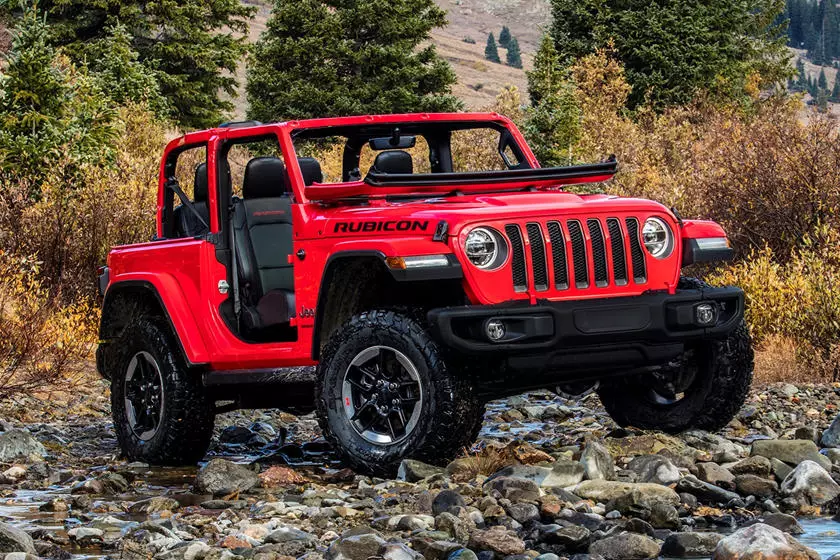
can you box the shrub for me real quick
[0,252,95,398]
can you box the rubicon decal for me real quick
[333,220,429,233]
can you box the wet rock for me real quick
[71,472,129,495]
[780,460,840,505]
[676,475,740,505]
[625,455,679,486]
[661,532,722,557]
[730,456,772,478]
[468,526,526,556]
[129,496,181,513]
[399,460,444,482]
[581,439,615,481]
[432,490,466,516]
[326,532,386,560]
[490,462,585,489]
[0,522,36,554]
[0,430,46,462]
[67,527,104,546]
[571,480,680,507]
[750,440,831,470]
[483,477,540,502]
[744,513,804,535]
[542,525,590,551]
[588,533,660,560]
[193,459,259,496]
[696,463,735,490]
[821,413,840,448]
[734,474,778,499]
[712,523,819,560]
[201,499,248,510]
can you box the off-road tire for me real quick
[316,310,484,477]
[597,277,754,433]
[111,317,215,465]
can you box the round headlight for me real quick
[642,218,673,259]
[464,227,506,270]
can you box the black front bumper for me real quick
[428,286,744,384]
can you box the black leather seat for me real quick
[231,157,296,332]
[371,150,413,174]
[173,163,210,237]
[298,157,323,185]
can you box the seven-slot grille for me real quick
[504,217,647,293]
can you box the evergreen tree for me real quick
[506,36,523,69]
[819,67,828,89]
[550,0,792,108]
[524,35,581,167]
[499,25,511,48]
[28,0,254,129]
[485,33,501,63]
[831,74,840,100]
[247,0,461,122]
[0,4,118,193]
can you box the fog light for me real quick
[695,303,717,326]
[485,319,506,342]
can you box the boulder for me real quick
[399,460,444,482]
[696,463,735,490]
[730,456,773,478]
[661,532,723,558]
[0,522,36,554]
[432,490,466,516]
[580,439,615,481]
[326,532,386,560]
[713,523,819,560]
[676,475,740,504]
[750,440,831,470]
[192,459,259,496]
[0,430,46,462]
[744,513,804,535]
[821,413,840,448]
[588,533,660,560]
[571,480,680,507]
[483,477,540,502]
[794,427,821,444]
[780,460,840,505]
[734,474,779,499]
[625,455,680,486]
[488,462,585,489]
[468,526,525,556]
[542,525,591,552]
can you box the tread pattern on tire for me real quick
[111,318,215,465]
[597,277,754,433]
[315,309,485,477]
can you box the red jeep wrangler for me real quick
[97,113,753,475]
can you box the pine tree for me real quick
[550,0,792,108]
[28,0,254,129]
[819,67,828,89]
[485,33,501,63]
[0,4,118,193]
[246,0,461,122]
[499,25,511,48]
[524,35,581,167]
[506,36,523,69]
[831,75,840,101]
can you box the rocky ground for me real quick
[0,380,839,560]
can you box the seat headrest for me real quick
[372,150,413,175]
[193,163,208,202]
[243,157,289,199]
[298,157,323,186]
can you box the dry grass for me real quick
[753,335,813,385]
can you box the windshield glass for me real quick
[292,121,529,185]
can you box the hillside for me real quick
[233,0,550,117]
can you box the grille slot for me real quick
[526,223,548,291]
[505,224,528,292]
[546,221,568,290]
[566,220,589,289]
[607,218,628,286]
[625,218,647,283]
[587,219,608,287]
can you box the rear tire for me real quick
[597,278,754,433]
[316,310,484,477]
[110,317,215,465]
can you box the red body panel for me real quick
[105,113,732,371]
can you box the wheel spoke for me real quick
[350,401,373,422]
[386,415,397,440]
[347,378,373,395]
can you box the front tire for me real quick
[597,278,754,433]
[111,317,215,465]
[316,310,484,477]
